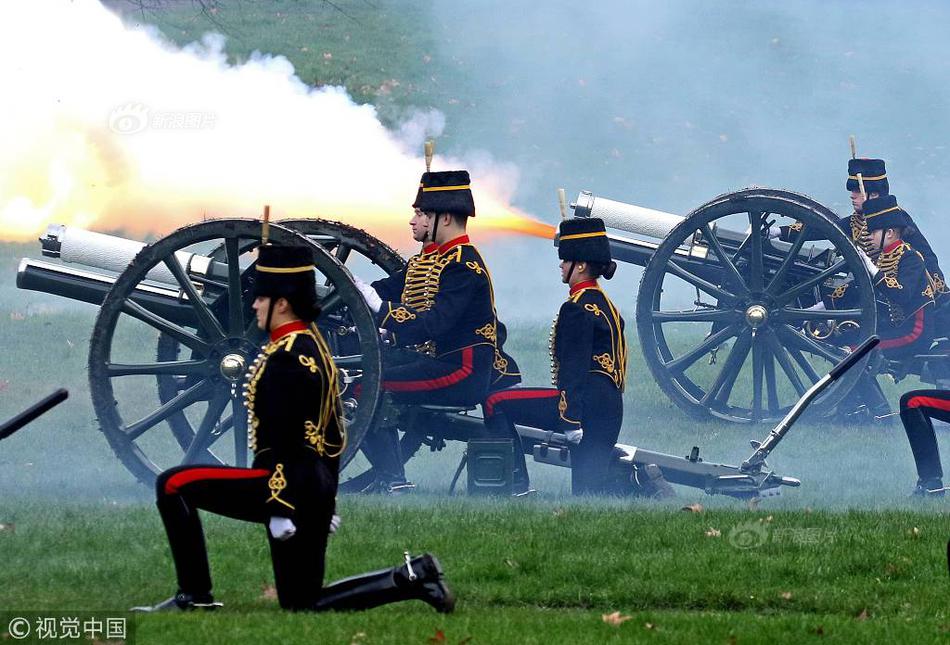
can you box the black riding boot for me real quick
[360,426,412,493]
[835,372,890,423]
[312,553,455,613]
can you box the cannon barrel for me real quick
[17,258,199,326]
[572,191,688,240]
[572,189,835,281]
[40,224,223,286]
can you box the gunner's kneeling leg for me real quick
[312,553,454,613]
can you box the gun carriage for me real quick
[15,187,931,499]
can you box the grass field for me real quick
[1,2,948,643]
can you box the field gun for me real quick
[11,186,906,499]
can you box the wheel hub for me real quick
[744,304,768,329]
[219,353,247,381]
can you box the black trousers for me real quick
[363,345,493,482]
[898,389,947,484]
[155,464,333,611]
[382,345,492,405]
[483,380,623,495]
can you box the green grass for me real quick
[0,500,947,643]
[0,304,948,642]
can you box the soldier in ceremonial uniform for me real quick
[897,389,948,497]
[483,218,668,496]
[823,195,936,420]
[355,170,522,491]
[776,157,948,312]
[135,243,453,613]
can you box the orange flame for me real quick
[0,3,554,251]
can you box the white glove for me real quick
[767,225,783,240]
[564,428,584,444]
[856,250,880,279]
[352,276,382,313]
[268,516,297,541]
[329,513,341,535]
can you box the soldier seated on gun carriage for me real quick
[776,157,947,308]
[814,195,937,421]
[483,217,674,498]
[354,170,523,493]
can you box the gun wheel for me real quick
[90,219,383,486]
[636,188,876,423]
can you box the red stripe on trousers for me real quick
[384,347,474,393]
[878,308,925,350]
[164,467,270,495]
[906,395,950,412]
[484,388,560,417]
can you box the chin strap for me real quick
[565,261,576,284]
[264,299,276,335]
[429,213,440,245]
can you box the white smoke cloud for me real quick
[0,1,543,248]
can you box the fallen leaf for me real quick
[428,629,446,644]
[260,584,277,600]
[349,632,366,645]
[503,559,519,569]
[644,622,656,630]
[0,523,15,533]
[910,527,921,538]
[780,591,793,600]
[705,528,721,538]
[601,611,631,626]
[856,609,869,621]
[681,503,704,513]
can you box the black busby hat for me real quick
[411,173,424,209]
[253,244,320,319]
[414,170,476,217]
[846,158,889,195]
[557,217,612,265]
[864,194,909,231]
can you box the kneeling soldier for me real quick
[898,389,948,497]
[484,218,670,496]
[135,243,453,613]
